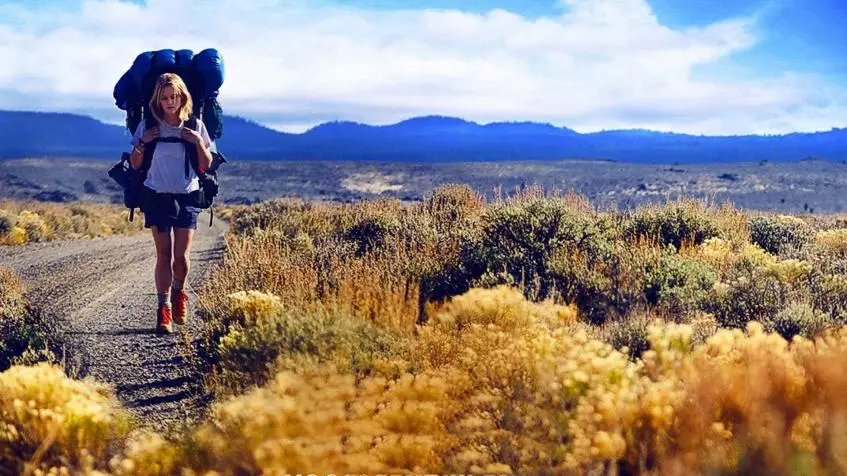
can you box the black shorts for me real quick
[141,187,201,232]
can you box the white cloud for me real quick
[0,0,843,135]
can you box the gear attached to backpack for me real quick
[108,48,227,226]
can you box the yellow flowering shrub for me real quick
[0,363,131,474]
[2,226,27,246]
[762,259,813,284]
[225,290,284,327]
[16,210,52,243]
[815,228,847,255]
[431,285,577,334]
[169,367,452,474]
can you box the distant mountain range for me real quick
[2,109,847,163]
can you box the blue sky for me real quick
[0,0,845,135]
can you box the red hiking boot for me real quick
[156,306,173,334]
[171,289,189,325]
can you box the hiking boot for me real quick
[156,306,173,334]
[171,289,189,325]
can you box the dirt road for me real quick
[0,212,227,433]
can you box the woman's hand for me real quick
[140,126,159,145]
[181,127,204,147]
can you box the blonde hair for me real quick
[148,73,193,125]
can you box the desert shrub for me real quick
[343,214,399,256]
[624,200,720,249]
[16,210,51,243]
[479,198,604,300]
[0,201,143,245]
[749,215,814,255]
[229,199,340,238]
[603,315,651,360]
[429,285,577,335]
[414,185,488,313]
[708,271,787,330]
[550,237,656,324]
[210,290,408,394]
[0,268,59,371]
[812,274,847,322]
[814,228,847,256]
[69,204,92,218]
[0,363,132,473]
[421,183,485,233]
[762,302,833,340]
[0,211,16,237]
[421,226,486,303]
[184,196,847,474]
[644,249,718,316]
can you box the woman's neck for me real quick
[162,113,181,127]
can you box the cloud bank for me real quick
[0,0,844,135]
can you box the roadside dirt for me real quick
[0,211,227,433]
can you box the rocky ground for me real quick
[3,157,847,214]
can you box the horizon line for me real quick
[1,108,845,139]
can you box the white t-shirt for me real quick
[131,118,213,194]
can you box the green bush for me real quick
[605,316,651,360]
[748,216,814,255]
[707,272,785,330]
[419,226,488,321]
[211,295,407,393]
[550,238,649,325]
[343,215,399,256]
[479,199,604,300]
[763,302,832,340]
[624,202,720,249]
[812,274,847,323]
[644,249,718,316]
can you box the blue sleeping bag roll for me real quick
[139,49,177,100]
[175,49,201,98]
[153,49,177,71]
[113,70,139,110]
[193,49,224,96]
[129,51,154,91]
[175,49,194,69]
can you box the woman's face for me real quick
[159,85,182,116]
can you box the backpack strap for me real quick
[184,116,200,179]
[140,117,157,172]
[140,115,202,180]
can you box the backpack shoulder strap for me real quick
[140,117,157,172]
[184,115,203,177]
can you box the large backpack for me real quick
[108,48,226,225]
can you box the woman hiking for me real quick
[130,72,213,334]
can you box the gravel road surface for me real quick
[0,212,227,433]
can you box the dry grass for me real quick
[0,201,144,246]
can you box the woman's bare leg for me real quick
[172,228,194,285]
[152,227,173,294]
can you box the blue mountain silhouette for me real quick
[1,109,846,163]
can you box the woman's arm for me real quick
[182,125,213,173]
[131,126,159,169]
[194,141,213,174]
[130,141,145,169]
